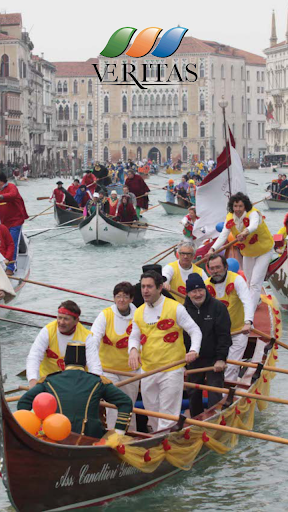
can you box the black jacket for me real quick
[184,292,232,361]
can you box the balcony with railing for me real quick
[131,108,179,118]
[129,135,180,143]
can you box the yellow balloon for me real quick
[13,410,41,436]
[43,413,71,441]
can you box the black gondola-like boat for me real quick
[54,203,83,227]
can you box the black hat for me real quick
[142,263,167,282]
[79,184,86,189]
[56,181,63,185]
[186,273,206,293]
[64,342,86,367]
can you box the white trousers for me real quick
[243,249,273,314]
[141,367,184,432]
[225,333,248,382]
[103,371,139,432]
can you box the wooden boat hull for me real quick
[54,203,83,227]
[264,198,288,210]
[159,201,187,215]
[165,168,182,175]
[268,253,288,310]
[79,210,147,245]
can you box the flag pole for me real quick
[219,96,231,197]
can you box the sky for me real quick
[3,0,288,62]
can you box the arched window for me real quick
[183,146,188,162]
[122,95,127,113]
[241,96,245,113]
[64,105,69,120]
[150,95,155,109]
[73,80,78,94]
[211,64,214,79]
[200,122,205,137]
[104,95,109,113]
[57,81,62,93]
[174,94,178,109]
[150,122,155,137]
[242,123,245,138]
[162,122,166,136]
[143,122,148,137]
[144,95,149,111]
[122,123,127,139]
[138,95,143,108]
[63,81,68,93]
[58,105,64,121]
[132,95,137,111]
[231,65,234,80]
[63,130,68,142]
[212,123,215,138]
[58,131,62,142]
[182,63,186,80]
[200,94,205,111]
[162,95,166,107]
[156,95,161,109]
[104,146,109,161]
[221,65,225,79]
[174,122,179,138]
[104,123,109,139]
[88,128,93,142]
[183,122,187,138]
[73,129,78,142]
[156,122,161,136]
[167,146,172,161]
[88,79,93,94]
[122,146,127,161]
[168,95,172,111]
[241,66,244,80]
[182,94,187,112]
[139,123,143,136]
[137,147,142,160]
[132,123,137,138]
[73,103,78,120]
[212,95,214,112]
[200,146,205,160]
[168,122,172,136]
[231,95,234,113]
[88,102,93,120]
[200,62,205,78]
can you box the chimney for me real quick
[270,10,277,47]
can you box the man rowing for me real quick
[128,270,202,431]
[50,181,66,209]
[162,240,208,304]
[67,179,80,197]
[205,254,254,382]
[81,169,97,194]
[125,170,150,218]
[88,282,138,431]
[19,342,133,438]
[0,223,14,272]
[26,300,102,389]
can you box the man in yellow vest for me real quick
[205,254,254,382]
[162,240,208,304]
[208,192,274,314]
[128,270,202,432]
[26,300,102,388]
[88,281,138,431]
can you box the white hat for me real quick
[111,190,117,195]
[93,192,100,198]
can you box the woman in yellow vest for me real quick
[26,300,101,389]
[209,192,274,314]
[163,240,208,304]
[89,282,138,431]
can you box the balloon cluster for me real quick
[13,393,71,441]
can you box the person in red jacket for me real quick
[67,179,80,197]
[50,181,66,209]
[0,224,14,264]
[0,172,28,274]
[125,170,150,217]
[81,170,97,194]
[115,195,138,223]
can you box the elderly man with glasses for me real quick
[162,240,208,304]
[87,281,137,431]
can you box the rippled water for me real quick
[1,169,288,511]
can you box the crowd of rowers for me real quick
[15,191,281,439]
[267,173,288,201]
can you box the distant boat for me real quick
[158,200,187,215]
[264,198,288,210]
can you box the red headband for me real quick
[58,307,79,319]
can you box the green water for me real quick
[1,169,288,511]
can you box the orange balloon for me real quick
[43,413,71,441]
[228,233,235,242]
[13,410,41,436]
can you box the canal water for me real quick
[1,169,288,511]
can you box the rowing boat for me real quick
[79,209,147,245]
[158,200,188,215]
[0,293,279,511]
[267,249,288,310]
[54,203,83,227]
[264,197,288,210]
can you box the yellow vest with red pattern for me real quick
[99,307,134,372]
[168,260,205,305]
[39,321,91,378]
[205,271,244,333]
[225,207,273,257]
[133,297,185,372]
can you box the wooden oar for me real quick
[37,196,50,200]
[226,359,288,377]
[28,204,54,221]
[55,202,83,212]
[27,219,81,239]
[0,317,42,329]
[43,226,81,240]
[155,247,176,264]
[9,276,114,303]
[170,288,186,299]
[184,381,288,407]
[102,402,288,447]
[115,358,186,388]
[251,328,288,351]
[145,204,161,212]
[196,239,238,267]
[252,196,271,206]
[144,244,178,264]
[0,304,92,326]
[5,385,29,396]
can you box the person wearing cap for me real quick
[85,192,100,217]
[125,170,150,218]
[205,254,253,382]
[132,263,176,308]
[26,300,102,389]
[75,184,91,208]
[107,190,119,216]
[50,181,66,209]
[188,179,196,205]
[67,178,80,197]
[81,169,97,195]
[128,270,202,432]
[166,179,175,203]
[162,240,208,305]
[87,282,138,431]
[181,206,198,239]
[184,273,232,417]
[19,342,133,438]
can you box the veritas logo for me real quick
[92,26,198,90]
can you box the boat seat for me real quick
[18,234,27,254]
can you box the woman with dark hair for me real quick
[115,195,138,223]
[208,191,274,314]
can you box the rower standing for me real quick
[125,170,150,218]
[50,181,66,209]
[81,170,97,195]
[67,179,80,197]
[181,206,198,239]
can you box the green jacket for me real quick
[18,368,133,438]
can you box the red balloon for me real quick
[32,393,57,420]
[237,269,247,281]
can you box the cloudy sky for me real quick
[3,0,288,62]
